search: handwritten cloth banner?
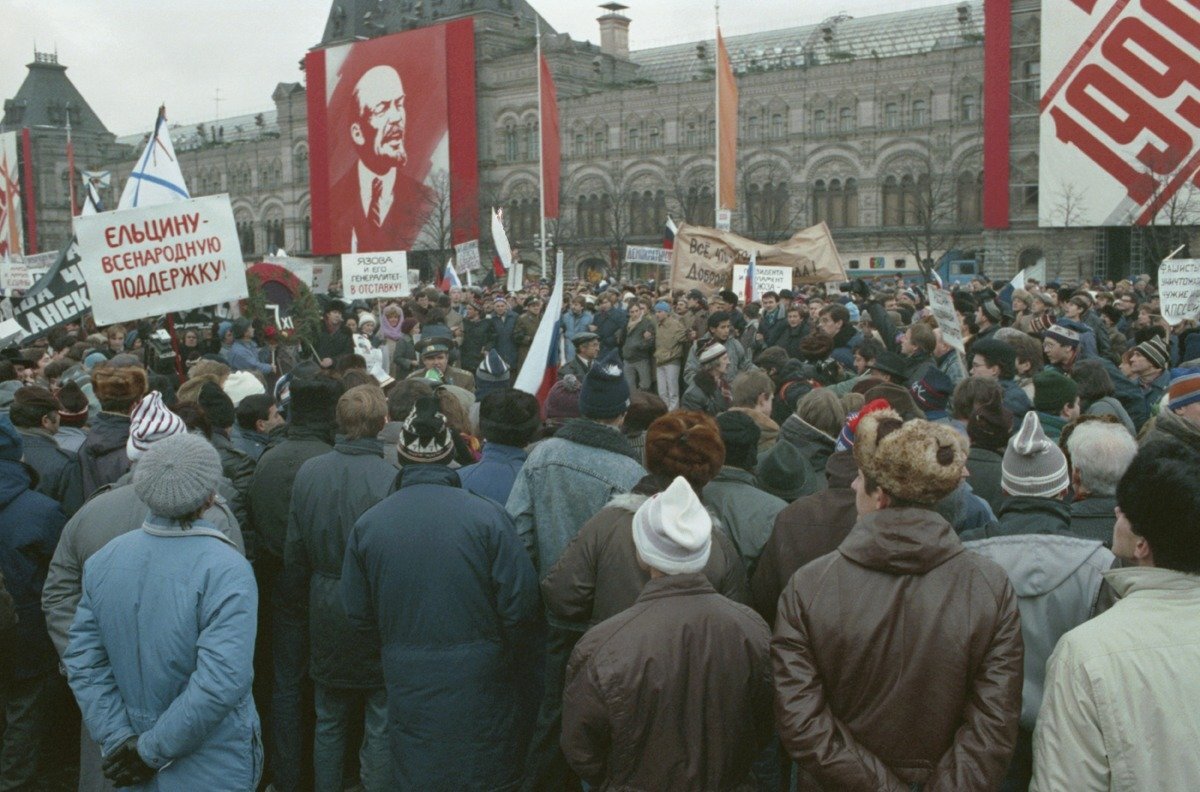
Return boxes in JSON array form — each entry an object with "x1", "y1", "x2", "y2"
[
  {"x1": 669, "y1": 222, "x2": 845, "y2": 298},
  {"x1": 1159, "y1": 259, "x2": 1200, "y2": 325},
  {"x1": 342, "y1": 251, "x2": 412, "y2": 300},
  {"x1": 73, "y1": 194, "x2": 247, "y2": 325}
]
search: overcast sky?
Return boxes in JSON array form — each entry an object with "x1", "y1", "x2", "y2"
[{"x1": 2, "y1": 0, "x2": 952, "y2": 137}]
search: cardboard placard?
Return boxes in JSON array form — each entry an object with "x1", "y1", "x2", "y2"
[{"x1": 927, "y1": 284, "x2": 965, "y2": 354}]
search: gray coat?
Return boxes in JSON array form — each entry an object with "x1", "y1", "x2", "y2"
[
  {"x1": 284, "y1": 438, "x2": 396, "y2": 688},
  {"x1": 683, "y1": 334, "x2": 754, "y2": 386},
  {"x1": 701, "y1": 467, "x2": 787, "y2": 574},
  {"x1": 41, "y1": 478, "x2": 243, "y2": 660}
]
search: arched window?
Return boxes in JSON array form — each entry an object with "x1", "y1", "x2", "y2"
[
  {"x1": 628, "y1": 127, "x2": 640, "y2": 151},
  {"x1": 706, "y1": 119, "x2": 715, "y2": 144},
  {"x1": 842, "y1": 178, "x2": 859, "y2": 227},
  {"x1": 960, "y1": 94, "x2": 979, "y2": 122},
  {"x1": 901, "y1": 175, "x2": 918, "y2": 224},
  {"x1": 593, "y1": 129, "x2": 607, "y2": 155},
  {"x1": 911, "y1": 99, "x2": 928, "y2": 125},
  {"x1": 524, "y1": 121, "x2": 538, "y2": 160},
  {"x1": 301, "y1": 215, "x2": 312, "y2": 252},
  {"x1": 574, "y1": 133, "x2": 585, "y2": 156},
  {"x1": 812, "y1": 180, "x2": 828, "y2": 225},
  {"x1": 884, "y1": 103, "x2": 899, "y2": 129},
  {"x1": 504, "y1": 125, "x2": 518, "y2": 161},
  {"x1": 957, "y1": 172, "x2": 983, "y2": 224},
  {"x1": 648, "y1": 127, "x2": 661, "y2": 149},
  {"x1": 686, "y1": 123, "x2": 697, "y2": 146},
  {"x1": 748, "y1": 116, "x2": 760, "y2": 140},
  {"x1": 882, "y1": 176, "x2": 903, "y2": 226},
  {"x1": 770, "y1": 113, "x2": 784, "y2": 139},
  {"x1": 813, "y1": 110, "x2": 827, "y2": 135},
  {"x1": 294, "y1": 147, "x2": 308, "y2": 184},
  {"x1": 838, "y1": 107, "x2": 854, "y2": 132}
]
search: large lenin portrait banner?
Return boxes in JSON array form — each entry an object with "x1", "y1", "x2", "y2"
[
  {"x1": 306, "y1": 19, "x2": 479, "y2": 255},
  {"x1": 1038, "y1": 0, "x2": 1200, "y2": 227}
]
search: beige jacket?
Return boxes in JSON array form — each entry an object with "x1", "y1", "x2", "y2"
[
  {"x1": 1031, "y1": 567, "x2": 1200, "y2": 792},
  {"x1": 654, "y1": 313, "x2": 689, "y2": 366}
]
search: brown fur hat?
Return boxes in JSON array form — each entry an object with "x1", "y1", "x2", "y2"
[
  {"x1": 854, "y1": 409, "x2": 967, "y2": 505},
  {"x1": 644, "y1": 411, "x2": 725, "y2": 492},
  {"x1": 91, "y1": 363, "x2": 148, "y2": 411}
]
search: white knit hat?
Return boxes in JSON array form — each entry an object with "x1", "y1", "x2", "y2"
[
  {"x1": 223, "y1": 370, "x2": 266, "y2": 407},
  {"x1": 126, "y1": 391, "x2": 187, "y2": 460},
  {"x1": 1002, "y1": 411, "x2": 1070, "y2": 498},
  {"x1": 632, "y1": 476, "x2": 712, "y2": 574}
]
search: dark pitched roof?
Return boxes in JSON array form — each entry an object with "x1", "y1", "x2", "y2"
[
  {"x1": 319, "y1": 0, "x2": 555, "y2": 46},
  {"x1": 1, "y1": 52, "x2": 111, "y2": 134}
]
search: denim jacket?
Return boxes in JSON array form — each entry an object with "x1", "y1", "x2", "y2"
[{"x1": 506, "y1": 419, "x2": 644, "y2": 590}]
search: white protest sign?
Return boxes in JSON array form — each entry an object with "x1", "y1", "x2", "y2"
[
  {"x1": 1, "y1": 259, "x2": 49, "y2": 292},
  {"x1": 716, "y1": 209, "x2": 732, "y2": 231},
  {"x1": 455, "y1": 239, "x2": 480, "y2": 273},
  {"x1": 341, "y1": 251, "x2": 411, "y2": 300},
  {"x1": 1158, "y1": 259, "x2": 1200, "y2": 325},
  {"x1": 73, "y1": 194, "x2": 247, "y2": 325},
  {"x1": 927, "y1": 284, "x2": 965, "y2": 354},
  {"x1": 732, "y1": 264, "x2": 790, "y2": 299},
  {"x1": 625, "y1": 245, "x2": 673, "y2": 266},
  {"x1": 310, "y1": 262, "x2": 333, "y2": 294}
]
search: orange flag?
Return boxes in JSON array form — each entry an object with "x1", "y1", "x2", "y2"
[{"x1": 716, "y1": 28, "x2": 738, "y2": 211}]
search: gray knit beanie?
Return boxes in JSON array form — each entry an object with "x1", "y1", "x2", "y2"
[
  {"x1": 133, "y1": 432, "x2": 223, "y2": 518},
  {"x1": 1001, "y1": 411, "x2": 1069, "y2": 498}
]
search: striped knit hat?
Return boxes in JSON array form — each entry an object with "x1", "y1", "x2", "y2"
[
  {"x1": 1168, "y1": 368, "x2": 1200, "y2": 412},
  {"x1": 1001, "y1": 411, "x2": 1069, "y2": 498},
  {"x1": 1133, "y1": 335, "x2": 1169, "y2": 370},
  {"x1": 126, "y1": 391, "x2": 187, "y2": 461}
]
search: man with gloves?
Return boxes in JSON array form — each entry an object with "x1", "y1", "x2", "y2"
[{"x1": 65, "y1": 433, "x2": 260, "y2": 790}]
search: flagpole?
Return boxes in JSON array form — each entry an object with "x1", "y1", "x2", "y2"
[
  {"x1": 536, "y1": 18, "x2": 548, "y2": 284},
  {"x1": 66, "y1": 107, "x2": 77, "y2": 217},
  {"x1": 713, "y1": 1, "x2": 721, "y2": 224}
]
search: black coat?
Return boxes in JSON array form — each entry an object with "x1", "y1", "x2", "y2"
[{"x1": 460, "y1": 318, "x2": 496, "y2": 373}]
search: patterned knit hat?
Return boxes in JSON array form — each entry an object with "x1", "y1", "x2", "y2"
[
  {"x1": 1133, "y1": 335, "x2": 1169, "y2": 370},
  {"x1": 579, "y1": 350, "x2": 631, "y2": 419},
  {"x1": 475, "y1": 349, "x2": 512, "y2": 401},
  {"x1": 126, "y1": 391, "x2": 187, "y2": 460},
  {"x1": 1002, "y1": 411, "x2": 1070, "y2": 498},
  {"x1": 545, "y1": 375, "x2": 583, "y2": 422},
  {"x1": 835, "y1": 398, "x2": 894, "y2": 451},
  {"x1": 1044, "y1": 323, "x2": 1081, "y2": 349},
  {"x1": 908, "y1": 368, "x2": 953, "y2": 418},
  {"x1": 1168, "y1": 368, "x2": 1200, "y2": 412},
  {"x1": 397, "y1": 396, "x2": 455, "y2": 466},
  {"x1": 133, "y1": 432, "x2": 222, "y2": 518}
]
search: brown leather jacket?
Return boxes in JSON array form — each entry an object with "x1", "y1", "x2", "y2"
[
  {"x1": 751, "y1": 449, "x2": 858, "y2": 624},
  {"x1": 542, "y1": 481, "x2": 749, "y2": 626},
  {"x1": 773, "y1": 507, "x2": 1023, "y2": 791},
  {"x1": 563, "y1": 573, "x2": 773, "y2": 791}
]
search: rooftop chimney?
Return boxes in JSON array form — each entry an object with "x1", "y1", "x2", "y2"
[{"x1": 597, "y1": 2, "x2": 630, "y2": 60}]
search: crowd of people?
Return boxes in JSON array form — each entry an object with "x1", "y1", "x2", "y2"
[{"x1": 0, "y1": 267, "x2": 1197, "y2": 792}]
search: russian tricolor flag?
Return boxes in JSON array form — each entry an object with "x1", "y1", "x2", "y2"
[
  {"x1": 443, "y1": 259, "x2": 462, "y2": 290},
  {"x1": 664, "y1": 216, "x2": 677, "y2": 251},
  {"x1": 744, "y1": 249, "x2": 757, "y2": 305},
  {"x1": 514, "y1": 251, "x2": 565, "y2": 404}
]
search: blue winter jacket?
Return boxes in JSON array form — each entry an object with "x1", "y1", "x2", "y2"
[
  {"x1": 457, "y1": 442, "x2": 527, "y2": 505},
  {"x1": 341, "y1": 465, "x2": 541, "y2": 791},
  {"x1": 0, "y1": 459, "x2": 66, "y2": 678},
  {"x1": 560, "y1": 310, "x2": 594, "y2": 342},
  {"x1": 489, "y1": 313, "x2": 518, "y2": 366},
  {"x1": 65, "y1": 516, "x2": 261, "y2": 791},
  {"x1": 227, "y1": 340, "x2": 272, "y2": 375}
]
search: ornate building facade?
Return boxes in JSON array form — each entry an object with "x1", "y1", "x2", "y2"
[{"x1": 6, "y1": 0, "x2": 1134, "y2": 283}]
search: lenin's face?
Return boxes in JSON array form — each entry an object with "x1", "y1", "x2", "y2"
[{"x1": 352, "y1": 66, "x2": 407, "y2": 171}]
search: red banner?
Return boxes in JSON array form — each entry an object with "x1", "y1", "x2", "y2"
[
  {"x1": 539, "y1": 53, "x2": 560, "y2": 219},
  {"x1": 306, "y1": 20, "x2": 478, "y2": 255}
]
